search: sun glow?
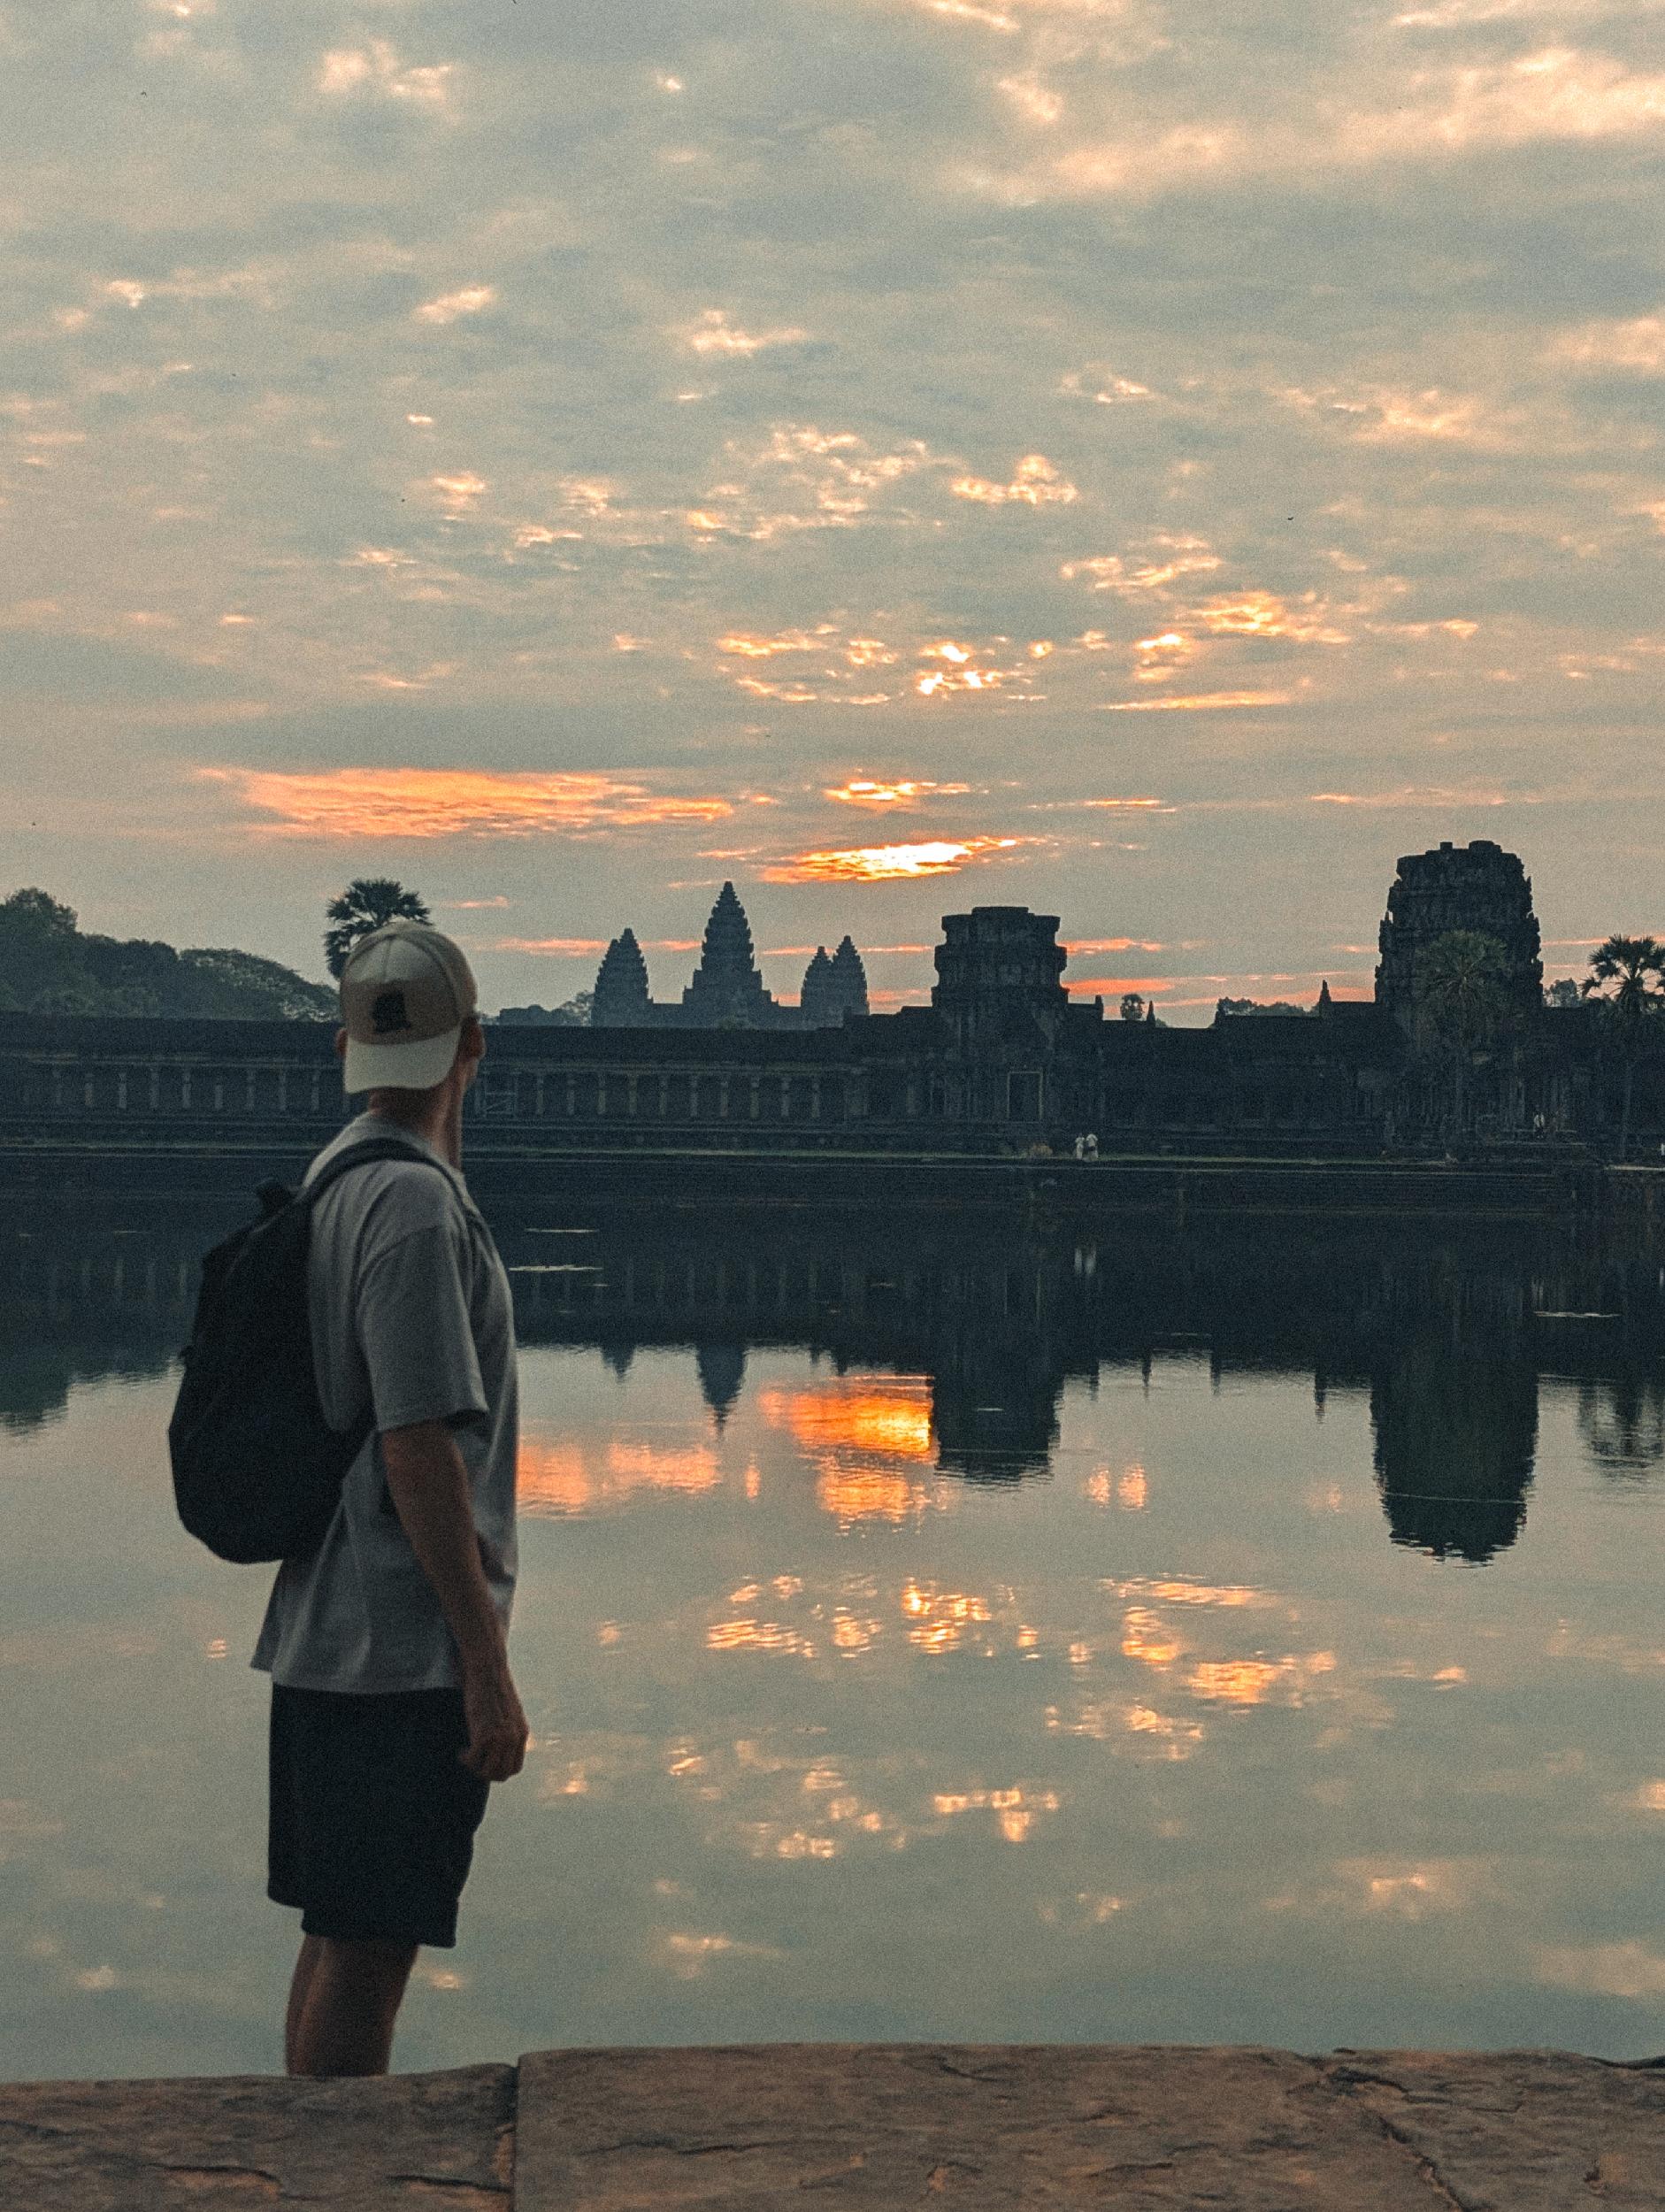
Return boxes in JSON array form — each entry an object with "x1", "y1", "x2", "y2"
[
  {"x1": 825, "y1": 778, "x2": 971, "y2": 807},
  {"x1": 762, "y1": 1382, "x2": 935, "y2": 1462},
  {"x1": 762, "y1": 837, "x2": 1022, "y2": 883}
]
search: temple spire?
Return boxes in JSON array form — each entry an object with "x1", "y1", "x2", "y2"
[
  {"x1": 828, "y1": 936, "x2": 869, "y2": 1020},
  {"x1": 681, "y1": 882, "x2": 773, "y2": 1024},
  {"x1": 800, "y1": 946, "x2": 835, "y2": 1025},
  {"x1": 592, "y1": 927, "x2": 651, "y2": 1025}
]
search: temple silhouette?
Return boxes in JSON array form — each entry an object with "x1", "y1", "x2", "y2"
[
  {"x1": 0, "y1": 839, "x2": 1658, "y2": 1153},
  {"x1": 587, "y1": 883, "x2": 869, "y2": 1030}
]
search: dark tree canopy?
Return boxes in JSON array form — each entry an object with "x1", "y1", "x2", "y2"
[
  {"x1": 0, "y1": 887, "x2": 333, "y2": 1019},
  {"x1": 323, "y1": 878, "x2": 432, "y2": 979}
]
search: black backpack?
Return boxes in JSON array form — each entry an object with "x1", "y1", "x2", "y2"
[{"x1": 168, "y1": 1137, "x2": 447, "y2": 1564}]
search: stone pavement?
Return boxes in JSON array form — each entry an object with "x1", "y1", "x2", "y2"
[{"x1": 1, "y1": 2043, "x2": 1661, "y2": 2210}]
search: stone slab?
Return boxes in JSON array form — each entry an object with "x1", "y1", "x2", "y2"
[
  {"x1": 1324, "y1": 2047, "x2": 1665, "y2": 2211},
  {"x1": 512, "y1": 2042, "x2": 1469, "y2": 2208},
  {"x1": 0, "y1": 2060, "x2": 515, "y2": 2212},
  {"x1": 4, "y1": 2044, "x2": 1661, "y2": 2210}
]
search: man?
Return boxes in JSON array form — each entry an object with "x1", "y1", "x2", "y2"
[{"x1": 252, "y1": 920, "x2": 529, "y2": 2078}]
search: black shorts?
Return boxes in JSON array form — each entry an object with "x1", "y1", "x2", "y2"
[{"x1": 268, "y1": 1684, "x2": 490, "y2": 1949}]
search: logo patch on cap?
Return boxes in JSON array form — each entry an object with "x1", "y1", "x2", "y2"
[{"x1": 371, "y1": 988, "x2": 413, "y2": 1035}]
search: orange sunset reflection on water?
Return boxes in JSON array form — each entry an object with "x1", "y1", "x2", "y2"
[
  {"x1": 518, "y1": 1432, "x2": 721, "y2": 1516},
  {"x1": 760, "y1": 1379, "x2": 934, "y2": 1461},
  {"x1": 758, "y1": 1377, "x2": 947, "y2": 1525}
]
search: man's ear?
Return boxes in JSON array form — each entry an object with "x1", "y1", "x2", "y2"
[
  {"x1": 461, "y1": 1014, "x2": 486, "y2": 1064},
  {"x1": 334, "y1": 1025, "x2": 348, "y2": 1064}
]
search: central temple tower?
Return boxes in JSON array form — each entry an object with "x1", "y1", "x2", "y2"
[{"x1": 681, "y1": 882, "x2": 777, "y2": 1025}]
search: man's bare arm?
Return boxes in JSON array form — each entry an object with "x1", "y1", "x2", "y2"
[{"x1": 380, "y1": 1419, "x2": 529, "y2": 1783}]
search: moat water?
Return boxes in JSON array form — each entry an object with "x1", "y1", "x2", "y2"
[{"x1": 2, "y1": 1193, "x2": 1662, "y2": 2078}]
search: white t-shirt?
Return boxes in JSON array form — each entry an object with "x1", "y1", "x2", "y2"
[{"x1": 250, "y1": 1114, "x2": 519, "y2": 1694}]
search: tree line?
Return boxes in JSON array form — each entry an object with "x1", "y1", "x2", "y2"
[
  {"x1": 1419, "y1": 929, "x2": 1664, "y2": 1156},
  {"x1": 0, "y1": 888, "x2": 334, "y2": 1021},
  {"x1": 0, "y1": 874, "x2": 442, "y2": 1020}
]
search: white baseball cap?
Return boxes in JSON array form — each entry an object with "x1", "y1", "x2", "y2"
[{"x1": 339, "y1": 921, "x2": 479, "y2": 1094}]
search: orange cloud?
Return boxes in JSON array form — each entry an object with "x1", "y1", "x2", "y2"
[
  {"x1": 1063, "y1": 539, "x2": 1222, "y2": 594},
  {"x1": 1195, "y1": 593, "x2": 1349, "y2": 643},
  {"x1": 825, "y1": 778, "x2": 972, "y2": 807},
  {"x1": 1308, "y1": 786, "x2": 1510, "y2": 808},
  {"x1": 495, "y1": 936, "x2": 609, "y2": 956},
  {"x1": 762, "y1": 836, "x2": 1025, "y2": 883},
  {"x1": 951, "y1": 453, "x2": 1078, "y2": 506},
  {"x1": 203, "y1": 767, "x2": 734, "y2": 840},
  {"x1": 1098, "y1": 690, "x2": 1293, "y2": 712}
]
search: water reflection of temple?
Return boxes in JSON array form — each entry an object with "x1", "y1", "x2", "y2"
[
  {"x1": 2, "y1": 1197, "x2": 1661, "y2": 1563},
  {"x1": 1362, "y1": 1255, "x2": 1540, "y2": 1563},
  {"x1": 488, "y1": 1208, "x2": 1665, "y2": 1559}
]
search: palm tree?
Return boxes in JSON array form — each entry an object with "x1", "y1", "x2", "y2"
[
  {"x1": 1583, "y1": 934, "x2": 1665, "y2": 1160},
  {"x1": 323, "y1": 878, "x2": 432, "y2": 979},
  {"x1": 1416, "y1": 931, "x2": 1509, "y2": 1137}
]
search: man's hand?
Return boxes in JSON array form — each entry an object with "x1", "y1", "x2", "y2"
[{"x1": 461, "y1": 1655, "x2": 530, "y2": 1783}]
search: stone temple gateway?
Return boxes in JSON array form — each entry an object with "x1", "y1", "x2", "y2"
[{"x1": 0, "y1": 841, "x2": 1652, "y2": 1154}]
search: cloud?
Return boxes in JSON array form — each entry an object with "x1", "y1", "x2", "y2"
[
  {"x1": 202, "y1": 768, "x2": 735, "y2": 839},
  {"x1": 1532, "y1": 1939, "x2": 1665, "y2": 2001},
  {"x1": 316, "y1": 41, "x2": 454, "y2": 111},
  {"x1": 1098, "y1": 690, "x2": 1296, "y2": 712},
  {"x1": 1063, "y1": 540, "x2": 1224, "y2": 595},
  {"x1": 495, "y1": 936, "x2": 609, "y2": 955},
  {"x1": 8, "y1": 0, "x2": 1665, "y2": 1013},
  {"x1": 1194, "y1": 594, "x2": 1351, "y2": 643},
  {"x1": 761, "y1": 836, "x2": 1029, "y2": 883},
  {"x1": 951, "y1": 453, "x2": 1078, "y2": 505},
  {"x1": 1030, "y1": 796, "x2": 1175, "y2": 812},
  {"x1": 1307, "y1": 785, "x2": 1515, "y2": 808},
  {"x1": 677, "y1": 309, "x2": 812, "y2": 357},
  {"x1": 414, "y1": 285, "x2": 497, "y2": 326},
  {"x1": 685, "y1": 426, "x2": 949, "y2": 540},
  {"x1": 1552, "y1": 315, "x2": 1665, "y2": 372},
  {"x1": 825, "y1": 778, "x2": 974, "y2": 805},
  {"x1": 957, "y1": 42, "x2": 1665, "y2": 204},
  {"x1": 1060, "y1": 365, "x2": 1155, "y2": 403},
  {"x1": 1068, "y1": 974, "x2": 1173, "y2": 996}
]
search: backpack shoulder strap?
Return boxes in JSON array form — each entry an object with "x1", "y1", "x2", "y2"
[{"x1": 301, "y1": 1136, "x2": 457, "y2": 1206}]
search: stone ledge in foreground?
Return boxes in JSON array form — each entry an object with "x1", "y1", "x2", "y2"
[
  {"x1": 2, "y1": 2043, "x2": 1661, "y2": 2211},
  {"x1": 0, "y1": 2061, "x2": 515, "y2": 2210}
]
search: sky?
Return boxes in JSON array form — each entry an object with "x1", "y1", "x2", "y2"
[{"x1": 2, "y1": 0, "x2": 1662, "y2": 1020}]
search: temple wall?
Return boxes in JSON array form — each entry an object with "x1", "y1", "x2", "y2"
[{"x1": 0, "y1": 1008, "x2": 1415, "y2": 1153}]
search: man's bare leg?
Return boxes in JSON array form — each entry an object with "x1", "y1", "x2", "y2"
[
  {"x1": 284, "y1": 1934, "x2": 326, "y2": 2073},
  {"x1": 288, "y1": 1936, "x2": 419, "y2": 2077}
]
